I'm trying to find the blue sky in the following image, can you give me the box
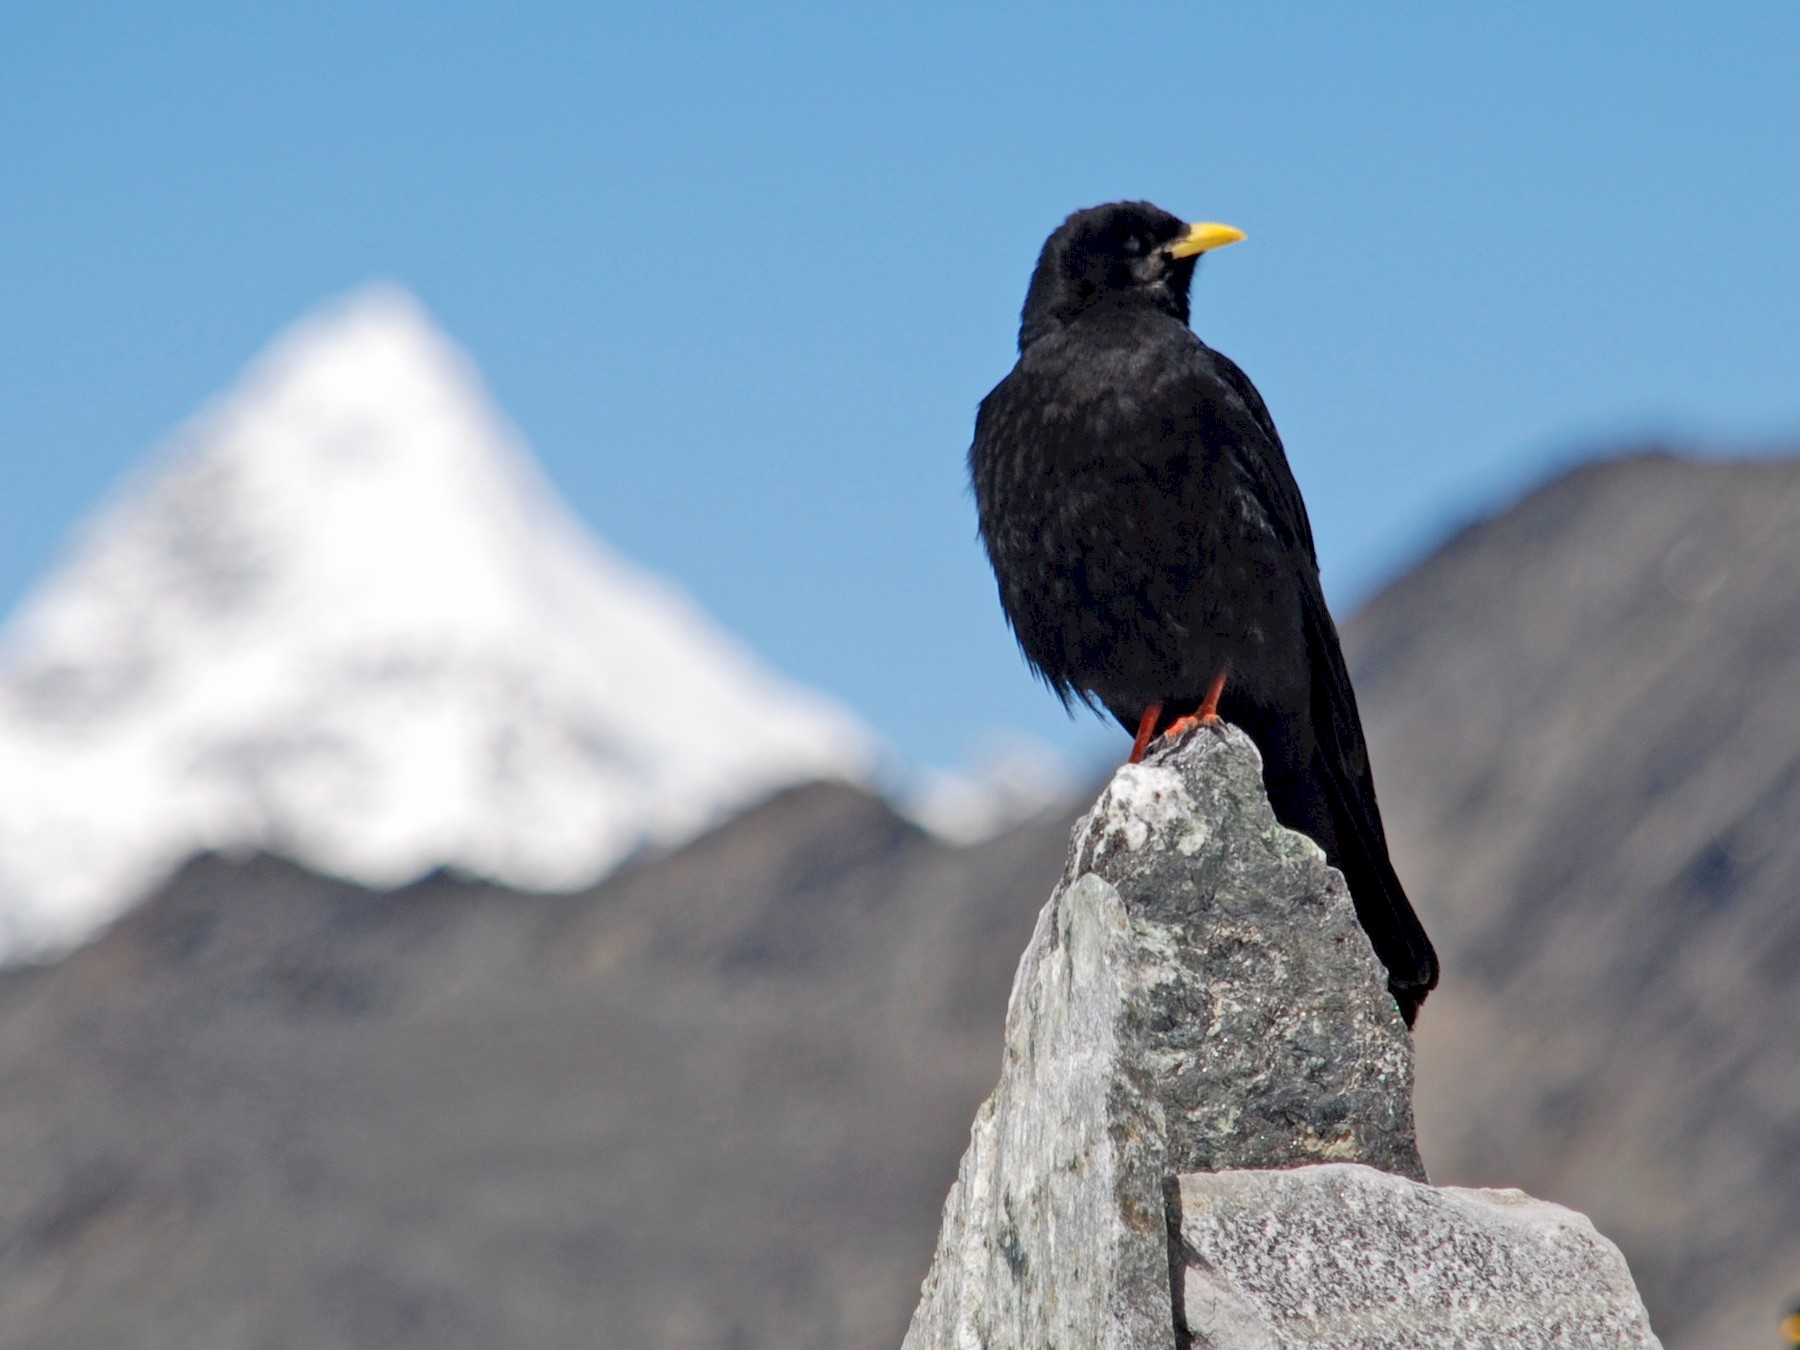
[4,3,1798,775]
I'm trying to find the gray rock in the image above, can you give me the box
[903,725,1423,1350]
[1173,1164,1663,1348]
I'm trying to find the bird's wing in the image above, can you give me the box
[1192,339,1382,837]
[1187,340,1437,1008]
[1300,569,1375,812]
[1193,345,1319,567]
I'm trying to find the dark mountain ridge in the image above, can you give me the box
[0,782,1076,1349]
[1349,449,1800,1350]
[1,448,1796,1348]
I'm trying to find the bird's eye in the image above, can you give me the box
[1121,235,1143,257]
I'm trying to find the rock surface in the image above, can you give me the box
[904,721,1662,1350]
[1174,1165,1662,1348]
[903,724,1423,1350]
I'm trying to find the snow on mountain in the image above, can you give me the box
[904,732,1081,844]
[0,285,879,959]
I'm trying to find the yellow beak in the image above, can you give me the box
[1167,221,1247,259]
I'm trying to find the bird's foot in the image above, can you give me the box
[1155,669,1227,749]
[1160,710,1220,742]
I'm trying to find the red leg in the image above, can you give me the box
[1163,669,1228,742]
[1196,666,1227,724]
[1128,702,1162,764]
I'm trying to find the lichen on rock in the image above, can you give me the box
[1174,1165,1661,1348]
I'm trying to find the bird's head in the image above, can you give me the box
[1018,200,1244,351]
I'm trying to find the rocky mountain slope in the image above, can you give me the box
[1348,451,1800,1350]
[0,287,875,960]
[0,781,1078,1349]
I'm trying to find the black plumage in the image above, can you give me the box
[970,201,1438,1023]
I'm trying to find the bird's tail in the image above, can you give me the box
[1312,750,1439,1025]
[1299,597,1439,1025]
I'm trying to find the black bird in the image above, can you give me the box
[970,201,1438,1023]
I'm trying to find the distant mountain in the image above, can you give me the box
[1347,451,1800,1350]
[0,782,1078,1349]
[0,287,877,959]
[4,346,1794,1350]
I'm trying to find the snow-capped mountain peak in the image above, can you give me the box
[0,285,878,958]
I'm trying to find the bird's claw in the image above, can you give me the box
[1160,711,1220,744]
